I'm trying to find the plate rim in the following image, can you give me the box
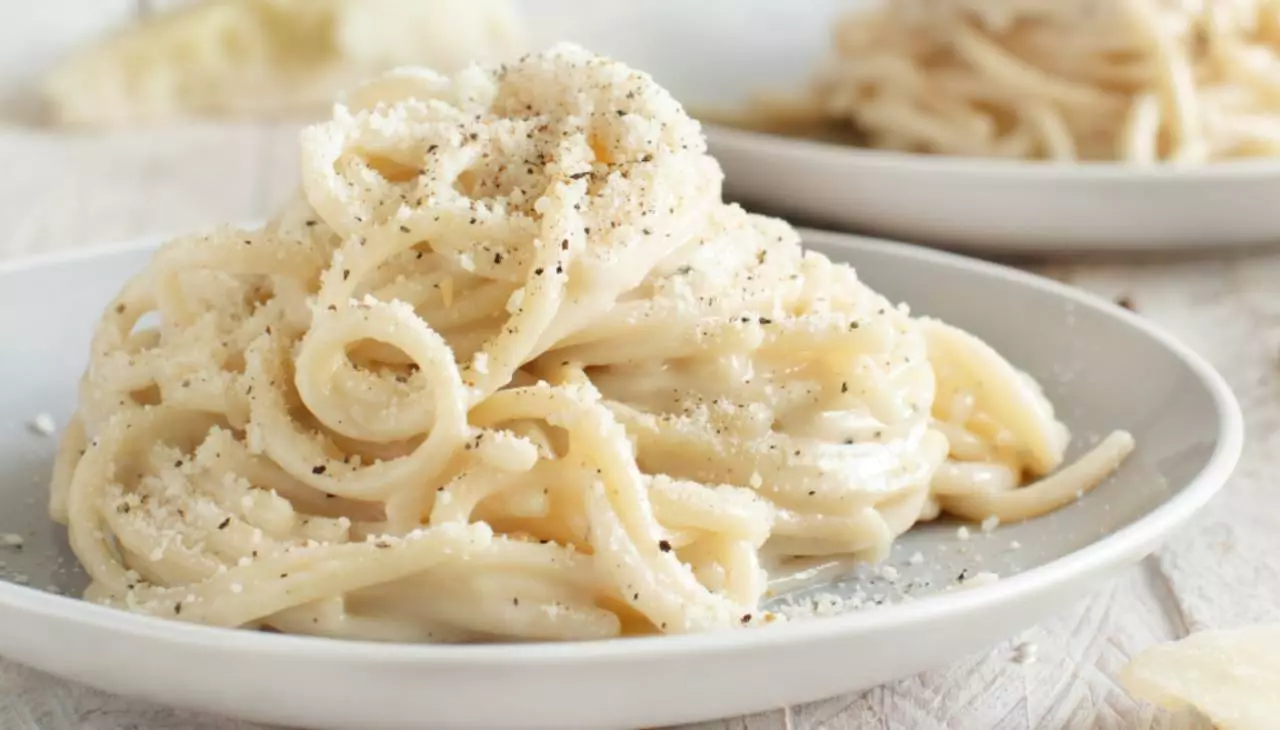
[0,228,1245,665]
[705,122,1280,181]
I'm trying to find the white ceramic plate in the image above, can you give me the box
[522,0,1280,253]
[0,230,1242,730]
[706,128,1280,252]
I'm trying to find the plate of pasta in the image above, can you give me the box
[663,0,1280,251]
[0,45,1242,730]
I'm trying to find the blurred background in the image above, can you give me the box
[1,0,857,123]
[0,0,859,257]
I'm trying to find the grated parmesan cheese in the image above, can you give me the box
[962,571,1000,589]
[29,413,56,436]
[505,287,525,313]
[1012,641,1038,664]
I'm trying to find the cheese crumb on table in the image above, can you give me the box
[1012,641,1038,664]
[29,413,56,436]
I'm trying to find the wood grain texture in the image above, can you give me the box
[0,123,1273,730]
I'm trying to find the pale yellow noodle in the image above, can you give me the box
[770,0,1280,162]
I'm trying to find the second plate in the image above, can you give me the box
[707,124,1280,253]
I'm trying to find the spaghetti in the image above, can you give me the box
[51,44,1133,642]
[736,0,1280,162]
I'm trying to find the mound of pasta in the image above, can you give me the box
[52,44,1133,642]
[734,0,1280,162]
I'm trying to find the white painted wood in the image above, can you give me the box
[0,3,1275,729]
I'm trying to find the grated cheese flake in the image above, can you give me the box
[29,413,56,436]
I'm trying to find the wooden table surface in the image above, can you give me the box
[1,4,1278,728]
